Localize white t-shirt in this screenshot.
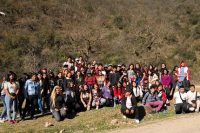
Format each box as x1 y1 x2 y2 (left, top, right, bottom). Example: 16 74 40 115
126 97 132 109
187 91 200 104
174 91 187 104
4 81 19 94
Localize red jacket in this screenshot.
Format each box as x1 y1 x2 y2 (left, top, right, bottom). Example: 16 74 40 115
84 76 97 85
113 87 122 97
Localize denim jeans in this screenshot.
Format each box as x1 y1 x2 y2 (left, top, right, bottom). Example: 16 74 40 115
0 95 7 119
52 107 66 121
38 95 43 112
5 95 17 120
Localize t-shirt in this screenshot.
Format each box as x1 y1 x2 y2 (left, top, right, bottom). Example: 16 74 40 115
126 97 132 109
174 91 187 104
4 81 19 94
187 91 200 104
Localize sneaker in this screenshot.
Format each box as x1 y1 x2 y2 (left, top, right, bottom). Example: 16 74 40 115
134 119 140 124
123 115 127 119
189 107 195 112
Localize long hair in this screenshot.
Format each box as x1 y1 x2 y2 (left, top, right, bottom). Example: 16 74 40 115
50 85 61 107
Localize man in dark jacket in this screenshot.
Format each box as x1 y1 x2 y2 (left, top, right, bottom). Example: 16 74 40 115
109 66 120 87
121 88 140 124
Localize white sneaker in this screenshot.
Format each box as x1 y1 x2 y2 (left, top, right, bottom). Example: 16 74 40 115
189 107 195 111
123 115 127 119
135 119 140 124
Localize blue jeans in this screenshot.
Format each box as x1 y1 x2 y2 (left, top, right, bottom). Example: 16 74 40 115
38 95 43 112
0 95 7 119
5 95 17 120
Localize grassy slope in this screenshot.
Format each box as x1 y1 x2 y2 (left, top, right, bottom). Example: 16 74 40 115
0 98 198 133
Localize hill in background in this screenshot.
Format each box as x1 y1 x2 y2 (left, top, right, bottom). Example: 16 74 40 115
0 0 200 81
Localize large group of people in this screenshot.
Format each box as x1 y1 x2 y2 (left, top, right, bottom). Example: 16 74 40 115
0 56 199 125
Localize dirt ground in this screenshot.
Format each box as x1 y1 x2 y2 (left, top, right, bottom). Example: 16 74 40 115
109 113 200 133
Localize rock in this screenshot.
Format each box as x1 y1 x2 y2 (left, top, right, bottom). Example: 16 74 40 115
45 122 54 127
59 129 65 133
111 119 118 125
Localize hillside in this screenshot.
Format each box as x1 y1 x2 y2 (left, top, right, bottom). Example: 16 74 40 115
0 0 200 81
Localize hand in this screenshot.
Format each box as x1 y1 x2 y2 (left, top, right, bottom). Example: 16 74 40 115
10 96 15 99
64 107 67 110
55 108 59 112
83 104 87 108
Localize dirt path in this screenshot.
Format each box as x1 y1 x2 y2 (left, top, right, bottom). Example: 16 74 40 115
109 114 200 133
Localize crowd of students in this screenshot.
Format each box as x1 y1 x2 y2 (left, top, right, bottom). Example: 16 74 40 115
0 56 199 125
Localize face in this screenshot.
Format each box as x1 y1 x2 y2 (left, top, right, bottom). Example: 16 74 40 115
56 87 61 94
58 72 62 77
99 71 102 75
148 70 151 75
84 85 88 90
130 65 133 69
123 82 127 87
9 74 14 80
132 82 136 87
117 67 121 71
32 75 36 81
43 74 46 78
117 83 121 87
125 91 131 96
107 82 111 87
67 73 71 77
179 87 185 93
150 88 155 93
181 62 185 67
94 84 98 90
38 74 42 79
161 64 166 68
135 64 139 68
164 70 167 74
158 85 163 91
190 86 195 92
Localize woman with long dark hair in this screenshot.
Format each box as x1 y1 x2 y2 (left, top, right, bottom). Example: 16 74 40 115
4 71 19 124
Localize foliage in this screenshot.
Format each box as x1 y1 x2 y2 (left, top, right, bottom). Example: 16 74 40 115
0 0 200 81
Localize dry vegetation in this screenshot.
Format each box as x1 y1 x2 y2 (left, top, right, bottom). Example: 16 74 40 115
0 0 200 81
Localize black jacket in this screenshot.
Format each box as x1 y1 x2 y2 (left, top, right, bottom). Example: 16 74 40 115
121 95 137 111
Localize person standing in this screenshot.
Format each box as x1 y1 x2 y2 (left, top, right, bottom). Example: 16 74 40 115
22 73 39 120
4 72 19 124
0 76 7 122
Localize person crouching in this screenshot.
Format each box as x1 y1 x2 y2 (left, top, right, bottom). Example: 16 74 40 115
50 86 67 122
121 89 140 124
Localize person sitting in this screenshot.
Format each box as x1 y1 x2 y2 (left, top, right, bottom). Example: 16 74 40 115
101 81 114 107
173 86 189 114
91 84 106 110
80 85 92 111
50 86 67 122
121 88 140 124
157 84 168 110
186 84 200 112
113 82 122 107
142 85 163 113
132 81 143 103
